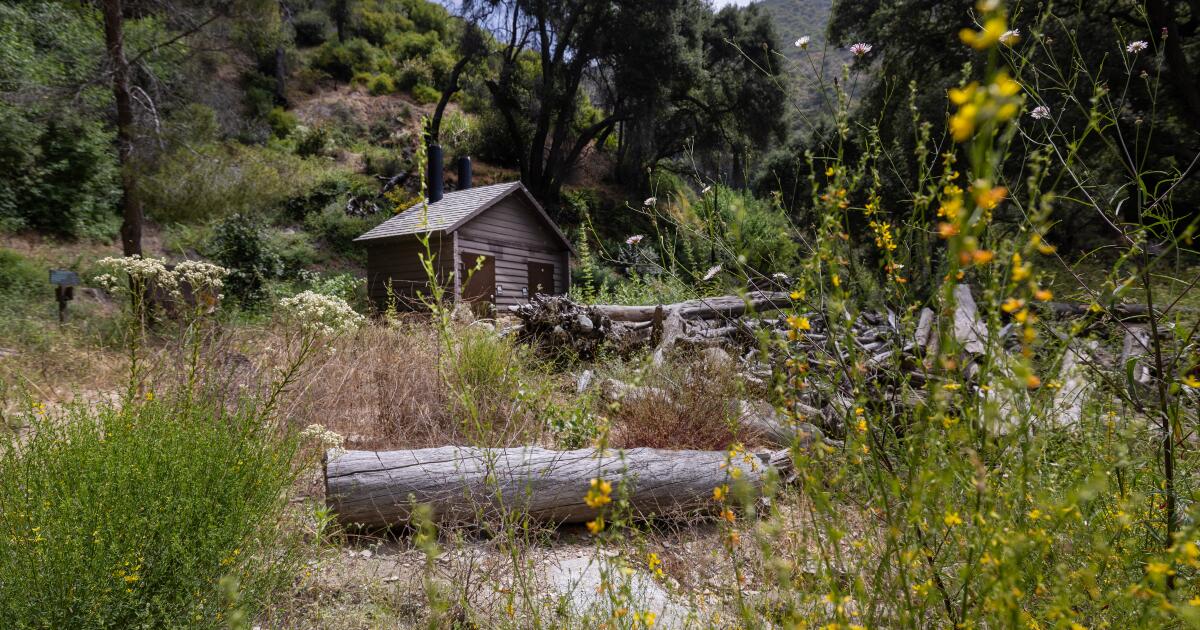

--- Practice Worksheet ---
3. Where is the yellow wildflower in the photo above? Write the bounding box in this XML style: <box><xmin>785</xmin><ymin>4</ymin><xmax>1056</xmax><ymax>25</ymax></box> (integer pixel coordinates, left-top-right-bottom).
<box><xmin>1001</xmin><ymin>297</ymin><xmax>1024</xmax><ymax>313</ymax></box>
<box><xmin>960</xmin><ymin>16</ymin><xmax>1008</xmax><ymax>50</ymax></box>
<box><xmin>944</xmin><ymin>512</ymin><xmax>963</xmax><ymax>527</ymax></box>
<box><xmin>585</xmin><ymin>478</ymin><xmax>613</xmax><ymax>508</ymax></box>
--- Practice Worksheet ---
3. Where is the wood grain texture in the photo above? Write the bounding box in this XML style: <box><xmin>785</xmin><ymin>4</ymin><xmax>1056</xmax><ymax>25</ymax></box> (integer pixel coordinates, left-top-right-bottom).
<box><xmin>325</xmin><ymin>446</ymin><xmax>790</xmax><ymax>528</ymax></box>
<box><xmin>596</xmin><ymin>292</ymin><xmax>791</xmax><ymax>322</ymax></box>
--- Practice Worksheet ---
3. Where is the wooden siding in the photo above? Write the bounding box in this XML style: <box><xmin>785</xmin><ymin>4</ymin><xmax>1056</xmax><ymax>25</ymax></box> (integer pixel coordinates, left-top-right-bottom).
<box><xmin>365</xmin><ymin>235</ymin><xmax>453</xmax><ymax>310</ymax></box>
<box><xmin>457</xmin><ymin>237</ymin><xmax>567</xmax><ymax>308</ymax></box>
<box><xmin>455</xmin><ymin>192</ymin><xmax>570</xmax><ymax>309</ymax></box>
<box><xmin>364</xmin><ymin>189</ymin><xmax>571</xmax><ymax>312</ymax></box>
<box><xmin>456</xmin><ymin>196</ymin><xmax>564</xmax><ymax>251</ymax></box>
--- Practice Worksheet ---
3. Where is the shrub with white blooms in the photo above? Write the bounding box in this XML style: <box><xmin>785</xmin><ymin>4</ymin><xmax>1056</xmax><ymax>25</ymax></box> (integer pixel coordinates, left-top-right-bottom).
<box><xmin>95</xmin><ymin>255</ymin><xmax>180</xmax><ymax>297</ymax></box>
<box><xmin>278</xmin><ymin>290</ymin><xmax>365</xmax><ymax>335</ymax></box>
<box><xmin>301</xmin><ymin>423</ymin><xmax>346</xmax><ymax>459</ymax></box>
<box><xmin>172</xmin><ymin>260</ymin><xmax>227</xmax><ymax>294</ymax></box>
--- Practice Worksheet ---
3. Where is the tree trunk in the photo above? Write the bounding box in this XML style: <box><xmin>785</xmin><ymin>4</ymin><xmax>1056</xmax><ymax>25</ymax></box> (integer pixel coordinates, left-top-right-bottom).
<box><xmin>333</xmin><ymin>0</ymin><xmax>348</xmax><ymax>43</ymax></box>
<box><xmin>273</xmin><ymin>45</ymin><xmax>287</xmax><ymax>106</ymax></box>
<box><xmin>428</xmin><ymin>55</ymin><xmax>473</xmax><ymax>145</ymax></box>
<box><xmin>594</xmin><ymin>292</ymin><xmax>791</xmax><ymax>322</ymax></box>
<box><xmin>325</xmin><ymin>446</ymin><xmax>791</xmax><ymax>529</ymax></box>
<box><xmin>103</xmin><ymin>0</ymin><xmax>143</xmax><ymax>257</ymax></box>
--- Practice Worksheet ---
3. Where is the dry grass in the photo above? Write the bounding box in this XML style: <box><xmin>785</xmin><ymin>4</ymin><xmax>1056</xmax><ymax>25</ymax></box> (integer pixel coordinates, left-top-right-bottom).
<box><xmin>281</xmin><ymin>322</ymin><xmax>552</xmax><ymax>451</ymax></box>
<box><xmin>607</xmin><ymin>352</ymin><xmax>749</xmax><ymax>451</ymax></box>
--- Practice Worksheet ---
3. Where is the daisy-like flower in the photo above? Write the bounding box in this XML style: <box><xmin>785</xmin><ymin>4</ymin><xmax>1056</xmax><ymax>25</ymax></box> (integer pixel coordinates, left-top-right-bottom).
<box><xmin>1000</xmin><ymin>29</ymin><xmax>1020</xmax><ymax>45</ymax></box>
<box><xmin>849</xmin><ymin>42</ymin><xmax>872</xmax><ymax>57</ymax></box>
<box><xmin>700</xmin><ymin>185</ymin><xmax>712</xmax><ymax>194</ymax></box>
<box><xmin>1126</xmin><ymin>40</ymin><xmax>1148</xmax><ymax>54</ymax></box>
<box><xmin>1030</xmin><ymin>105</ymin><xmax>1051</xmax><ymax>120</ymax></box>
<box><xmin>794</xmin><ymin>36</ymin><xmax>810</xmax><ymax>49</ymax></box>
<box><xmin>643</xmin><ymin>196</ymin><xmax>657</xmax><ymax>207</ymax></box>
<box><xmin>702</xmin><ymin>264</ymin><xmax>722</xmax><ymax>281</ymax></box>
<box><xmin>625</xmin><ymin>234</ymin><xmax>644</xmax><ymax>246</ymax></box>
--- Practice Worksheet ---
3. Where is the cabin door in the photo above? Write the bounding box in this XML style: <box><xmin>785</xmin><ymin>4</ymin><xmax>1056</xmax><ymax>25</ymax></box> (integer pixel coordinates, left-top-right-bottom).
<box><xmin>527</xmin><ymin>261</ymin><xmax>555</xmax><ymax>296</ymax></box>
<box><xmin>460</xmin><ymin>253</ymin><xmax>495</xmax><ymax>314</ymax></box>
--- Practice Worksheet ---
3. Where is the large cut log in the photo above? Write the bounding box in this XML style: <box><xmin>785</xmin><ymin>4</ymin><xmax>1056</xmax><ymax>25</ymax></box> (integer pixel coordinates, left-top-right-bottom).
<box><xmin>326</xmin><ymin>446</ymin><xmax>791</xmax><ymax>529</ymax></box>
<box><xmin>952</xmin><ymin>284</ymin><xmax>987</xmax><ymax>355</ymax></box>
<box><xmin>737</xmin><ymin>400</ymin><xmax>826</xmax><ymax>448</ymax></box>
<box><xmin>595</xmin><ymin>292</ymin><xmax>791</xmax><ymax>322</ymax></box>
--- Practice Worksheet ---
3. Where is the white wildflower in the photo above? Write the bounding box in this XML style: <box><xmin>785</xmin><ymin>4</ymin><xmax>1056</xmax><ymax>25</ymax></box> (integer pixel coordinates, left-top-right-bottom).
<box><xmin>794</xmin><ymin>36</ymin><xmax>810</xmax><ymax>49</ymax></box>
<box><xmin>702</xmin><ymin>264</ymin><xmax>722</xmax><ymax>281</ymax></box>
<box><xmin>772</xmin><ymin>272</ymin><xmax>789</xmax><ymax>280</ymax></box>
<box><xmin>701</xmin><ymin>185</ymin><xmax>713</xmax><ymax>194</ymax></box>
<box><xmin>93</xmin><ymin>274</ymin><xmax>120</xmax><ymax>292</ymax></box>
<box><xmin>96</xmin><ymin>254</ymin><xmax>179</xmax><ymax>297</ymax></box>
<box><xmin>279</xmin><ymin>290</ymin><xmax>365</xmax><ymax>335</ymax></box>
<box><xmin>173</xmin><ymin>260</ymin><xmax>227</xmax><ymax>292</ymax></box>
<box><xmin>1126</xmin><ymin>40</ymin><xmax>1148</xmax><ymax>54</ymax></box>
<box><xmin>849</xmin><ymin>42</ymin><xmax>873</xmax><ymax>57</ymax></box>
<box><xmin>301</xmin><ymin>423</ymin><xmax>346</xmax><ymax>459</ymax></box>
<box><xmin>1030</xmin><ymin>105</ymin><xmax>1051</xmax><ymax>120</ymax></box>
<box><xmin>1000</xmin><ymin>29</ymin><xmax>1020</xmax><ymax>45</ymax></box>
<box><xmin>625</xmin><ymin>234</ymin><xmax>645</xmax><ymax>246</ymax></box>
<box><xmin>643</xmin><ymin>196</ymin><xmax>657</xmax><ymax>207</ymax></box>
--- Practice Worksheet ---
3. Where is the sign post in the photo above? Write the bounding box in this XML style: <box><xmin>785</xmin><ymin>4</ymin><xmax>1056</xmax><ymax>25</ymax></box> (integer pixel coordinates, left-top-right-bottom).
<box><xmin>49</xmin><ymin>269</ymin><xmax>80</xmax><ymax>324</ymax></box>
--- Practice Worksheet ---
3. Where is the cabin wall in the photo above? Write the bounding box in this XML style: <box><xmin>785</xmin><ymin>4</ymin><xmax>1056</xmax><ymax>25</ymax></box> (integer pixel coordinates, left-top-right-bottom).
<box><xmin>455</xmin><ymin>195</ymin><xmax>570</xmax><ymax>309</ymax></box>
<box><xmin>365</xmin><ymin>235</ymin><xmax>453</xmax><ymax>311</ymax></box>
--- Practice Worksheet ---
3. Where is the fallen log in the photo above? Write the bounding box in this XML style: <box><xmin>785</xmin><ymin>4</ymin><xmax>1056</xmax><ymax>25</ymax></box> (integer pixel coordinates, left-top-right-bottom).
<box><xmin>595</xmin><ymin>292</ymin><xmax>791</xmax><ymax>323</ymax></box>
<box><xmin>737</xmin><ymin>400</ymin><xmax>826</xmax><ymax>448</ymax></box>
<box><xmin>326</xmin><ymin>446</ymin><xmax>791</xmax><ymax>529</ymax></box>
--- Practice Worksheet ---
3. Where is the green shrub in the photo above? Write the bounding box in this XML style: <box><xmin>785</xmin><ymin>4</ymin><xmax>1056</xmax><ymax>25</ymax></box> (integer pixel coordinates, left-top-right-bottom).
<box><xmin>280</xmin><ymin>172</ymin><xmax>363</xmax><ymax>222</ymax></box>
<box><xmin>311</xmin><ymin>38</ymin><xmax>378</xmax><ymax>82</ymax></box>
<box><xmin>210</xmin><ymin>214</ymin><xmax>284</xmax><ymax>305</ymax></box>
<box><xmin>410</xmin><ymin>83</ymin><xmax>440</xmax><ymax>105</ymax></box>
<box><xmin>294</xmin><ymin>125</ymin><xmax>331</xmax><ymax>158</ymax></box>
<box><xmin>394</xmin><ymin>57</ymin><xmax>434</xmax><ymax>91</ymax></box>
<box><xmin>140</xmin><ymin>143</ymin><xmax>320</xmax><ymax>224</ymax></box>
<box><xmin>270</xmin><ymin>230</ymin><xmax>323</xmax><ymax>274</ymax></box>
<box><xmin>361</xmin><ymin>146</ymin><xmax>408</xmax><ymax>178</ymax></box>
<box><xmin>385</xmin><ymin>30</ymin><xmax>440</xmax><ymax>60</ymax></box>
<box><xmin>0</xmin><ymin>106</ymin><xmax>119</xmax><ymax>240</ymax></box>
<box><xmin>0</xmin><ymin>396</ymin><xmax>302</xmax><ymax>628</ymax></box>
<box><xmin>240</xmin><ymin>71</ymin><xmax>279</xmax><ymax>124</ymax></box>
<box><xmin>266</xmin><ymin>107</ymin><xmax>298</xmax><ymax>138</ymax></box>
<box><xmin>367</xmin><ymin>73</ymin><xmax>396</xmax><ymax>95</ymax></box>
<box><xmin>354</xmin><ymin>2</ymin><xmax>415</xmax><ymax>45</ymax></box>
<box><xmin>0</xmin><ymin>249</ymin><xmax>42</xmax><ymax>299</ymax></box>
<box><xmin>292</xmin><ymin>10</ymin><xmax>331</xmax><ymax>47</ymax></box>
<box><xmin>401</xmin><ymin>0</ymin><xmax>451</xmax><ymax>37</ymax></box>
<box><xmin>304</xmin><ymin>206</ymin><xmax>386</xmax><ymax>260</ymax></box>
<box><xmin>440</xmin><ymin>111</ymin><xmax>479</xmax><ymax>159</ymax></box>
<box><xmin>305</xmin><ymin>271</ymin><xmax>366</xmax><ymax>306</ymax></box>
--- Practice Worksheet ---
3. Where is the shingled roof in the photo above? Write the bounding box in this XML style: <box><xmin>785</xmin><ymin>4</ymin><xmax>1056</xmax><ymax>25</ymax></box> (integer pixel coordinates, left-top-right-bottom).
<box><xmin>354</xmin><ymin>181</ymin><xmax>573</xmax><ymax>254</ymax></box>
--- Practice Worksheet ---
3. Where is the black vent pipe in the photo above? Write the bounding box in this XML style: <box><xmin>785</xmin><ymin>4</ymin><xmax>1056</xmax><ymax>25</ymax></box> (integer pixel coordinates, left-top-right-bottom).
<box><xmin>427</xmin><ymin>144</ymin><xmax>444</xmax><ymax>203</ymax></box>
<box><xmin>457</xmin><ymin>156</ymin><xmax>472</xmax><ymax>190</ymax></box>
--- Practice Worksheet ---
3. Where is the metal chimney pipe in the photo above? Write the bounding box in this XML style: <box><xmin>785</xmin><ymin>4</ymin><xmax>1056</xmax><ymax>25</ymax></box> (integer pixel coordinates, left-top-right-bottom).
<box><xmin>457</xmin><ymin>156</ymin><xmax>472</xmax><ymax>190</ymax></box>
<box><xmin>427</xmin><ymin>144</ymin><xmax>444</xmax><ymax>203</ymax></box>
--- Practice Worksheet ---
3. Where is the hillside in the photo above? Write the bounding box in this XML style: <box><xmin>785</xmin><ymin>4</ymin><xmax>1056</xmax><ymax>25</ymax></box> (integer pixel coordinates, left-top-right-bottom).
<box><xmin>757</xmin><ymin>0</ymin><xmax>847</xmax><ymax>116</ymax></box>
<box><xmin>758</xmin><ymin>0</ymin><xmax>835</xmax><ymax>51</ymax></box>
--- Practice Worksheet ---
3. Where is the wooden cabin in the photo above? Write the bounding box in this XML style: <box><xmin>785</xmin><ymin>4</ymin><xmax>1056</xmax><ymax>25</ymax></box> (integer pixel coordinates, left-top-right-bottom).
<box><xmin>355</xmin><ymin>180</ymin><xmax>575</xmax><ymax>312</ymax></box>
